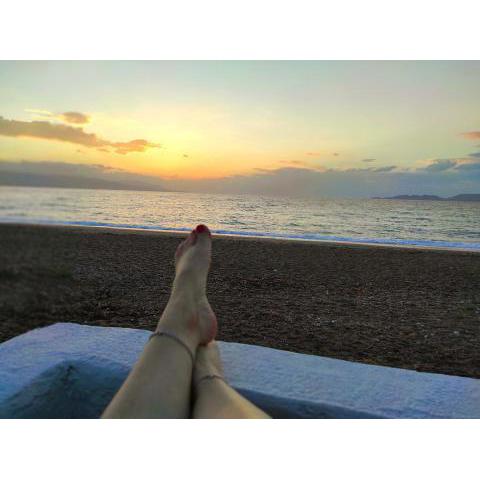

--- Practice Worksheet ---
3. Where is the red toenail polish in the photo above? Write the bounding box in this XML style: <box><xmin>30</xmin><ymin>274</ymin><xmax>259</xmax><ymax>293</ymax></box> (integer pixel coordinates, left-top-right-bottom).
<box><xmin>196</xmin><ymin>224</ymin><xmax>207</xmax><ymax>234</ymax></box>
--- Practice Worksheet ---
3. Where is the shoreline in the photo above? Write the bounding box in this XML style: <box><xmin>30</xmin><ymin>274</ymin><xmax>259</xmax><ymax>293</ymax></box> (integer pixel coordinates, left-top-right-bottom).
<box><xmin>1</xmin><ymin>223</ymin><xmax>479</xmax><ymax>379</ymax></box>
<box><xmin>1</xmin><ymin>220</ymin><xmax>479</xmax><ymax>254</ymax></box>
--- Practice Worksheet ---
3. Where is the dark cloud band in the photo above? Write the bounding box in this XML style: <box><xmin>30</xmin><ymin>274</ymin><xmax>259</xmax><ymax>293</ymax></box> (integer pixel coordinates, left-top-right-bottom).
<box><xmin>0</xmin><ymin>115</ymin><xmax>160</xmax><ymax>155</ymax></box>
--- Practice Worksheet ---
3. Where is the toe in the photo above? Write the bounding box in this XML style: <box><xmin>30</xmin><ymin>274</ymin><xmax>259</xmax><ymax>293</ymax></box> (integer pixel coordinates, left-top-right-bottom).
<box><xmin>195</xmin><ymin>224</ymin><xmax>210</xmax><ymax>236</ymax></box>
<box><xmin>184</xmin><ymin>229</ymin><xmax>197</xmax><ymax>247</ymax></box>
<box><xmin>194</xmin><ymin>224</ymin><xmax>211</xmax><ymax>249</ymax></box>
<box><xmin>175</xmin><ymin>240</ymin><xmax>188</xmax><ymax>261</ymax></box>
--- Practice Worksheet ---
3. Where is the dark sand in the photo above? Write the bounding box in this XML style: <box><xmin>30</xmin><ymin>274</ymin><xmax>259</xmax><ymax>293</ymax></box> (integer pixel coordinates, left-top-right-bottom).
<box><xmin>1</xmin><ymin>223</ymin><xmax>479</xmax><ymax>378</ymax></box>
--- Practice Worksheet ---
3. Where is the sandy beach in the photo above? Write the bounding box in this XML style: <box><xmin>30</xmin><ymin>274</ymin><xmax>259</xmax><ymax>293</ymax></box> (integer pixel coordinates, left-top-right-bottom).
<box><xmin>1</xmin><ymin>222</ymin><xmax>479</xmax><ymax>378</ymax></box>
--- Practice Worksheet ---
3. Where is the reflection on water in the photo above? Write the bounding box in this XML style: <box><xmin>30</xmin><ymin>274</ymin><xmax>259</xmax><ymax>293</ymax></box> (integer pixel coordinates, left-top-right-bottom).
<box><xmin>0</xmin><ymin>186</ymin><xmax>479</xmax><ymax>250</ymax></box>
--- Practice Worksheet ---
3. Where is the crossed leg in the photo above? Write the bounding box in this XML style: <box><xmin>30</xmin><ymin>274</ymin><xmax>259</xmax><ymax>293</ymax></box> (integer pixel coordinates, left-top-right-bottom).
<box><xmin>102</xmin><ymin>224</ymin><xmax>269</xmax><ymax>419</ymax></box>
<box><xmin>193</xmin><ymin>342</ymin><xmax>270</xmax><ymax>419</ymax></box>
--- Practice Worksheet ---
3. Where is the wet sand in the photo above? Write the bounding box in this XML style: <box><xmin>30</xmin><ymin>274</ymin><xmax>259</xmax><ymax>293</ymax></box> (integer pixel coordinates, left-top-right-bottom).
<box><xmin>1</xmin><ymin>223</ymin><xmax>479</xmax><ymax>378</ymax></box>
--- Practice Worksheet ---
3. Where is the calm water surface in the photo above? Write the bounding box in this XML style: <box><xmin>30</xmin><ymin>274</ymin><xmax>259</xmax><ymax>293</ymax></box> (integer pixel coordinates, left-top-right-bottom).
<box><xmin>0</xmin><ymin>186</ymin><xmax>479</xmax><ymax>250</ymax></box>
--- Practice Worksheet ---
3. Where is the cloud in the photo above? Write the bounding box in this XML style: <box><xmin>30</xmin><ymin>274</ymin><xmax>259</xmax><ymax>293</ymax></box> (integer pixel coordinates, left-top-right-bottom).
<box><xmin>162</xmin><ymin>157</ymin><xmax>480</xmax><ymax>197</ymax></box>
<box><xmin>3</xmin><ymin>158</ymin><xmax>480</xmax><ymax>198</ymax></box>
<box><xmin>423</xmin><ymin>159</ymin><xmax>457</xmax><ymax>172</ymax></box>
<box><xmin>454</xmin><ymin>160</ymin><xmax>480</xmax><ymax>172</ymax></box>
<box><xmin>0</xmin><ymin>115</ymin><xmax>161</xmax><ymax>155</ymax></box>
<box><xmin>280</xmin><ymin>160</ymin><xmax>309</xmax><ymax>166</ymax></box>
<box><xmin>26</xmin><ymin>109</ymin><xmax>90</xmax><ymax>124</ymax></box>
<box><xmin>362</xmin><ymin>158</ymin><xmax>376</xmax><ymax>163</ymax></box>
<box><xmin>0</xmin><ymin>160</ymin><xmax>165</xmax><ymax>191</ymax></box>
<box><xmin>422</xmin><ymin>155</ymin><xmax>480</xmax><ymax>173</ymax></box>
<box><xmin>111</xmin><ymin>139</ymin><xmax>161</xmax><ymax>155</ymax></box>
<box><xmin>461</xmin><ymin>131</ymin><xmax>480</xmax><ymax>140</ymax></box>
<box><xmin>0</xmin><ymin>116</ymin><xmax>105</xmax><ymax>147</ymax></box>
<box><xmin>59</xmin><ymin>111</ymin><xmax>90</xmax><ymax>124</ymax></box>
<box><xmin>305</xmin><ymin>151</ymin><xmax>340</xmax><ymax>158</ymax></box>
<box><xmin>372</xmin><ymin>165</ymin><xmax>396</xmax><ymax>173</ymax></box>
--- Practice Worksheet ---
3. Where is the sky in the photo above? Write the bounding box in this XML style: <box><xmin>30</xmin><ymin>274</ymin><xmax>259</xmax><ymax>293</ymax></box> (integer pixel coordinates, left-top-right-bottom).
<box><xmin>1</xmin><ymin>61</ymin><xmax>480</xmax><ymax>197</ymax></box>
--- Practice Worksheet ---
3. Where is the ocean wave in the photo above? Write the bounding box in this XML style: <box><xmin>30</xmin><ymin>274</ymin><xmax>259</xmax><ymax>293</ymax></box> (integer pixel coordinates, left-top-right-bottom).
<box><xmin>1</xmin><ymin>216</ymin><xmax>479</xmax><ymax>251</ymax></box>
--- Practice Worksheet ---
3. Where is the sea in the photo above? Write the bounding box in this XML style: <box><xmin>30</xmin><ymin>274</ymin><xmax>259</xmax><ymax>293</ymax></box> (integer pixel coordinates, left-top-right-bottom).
<box><xmin>0</xmin><ymin>186</ymin><xmax>479</xmax><ymax>250</ymax></box>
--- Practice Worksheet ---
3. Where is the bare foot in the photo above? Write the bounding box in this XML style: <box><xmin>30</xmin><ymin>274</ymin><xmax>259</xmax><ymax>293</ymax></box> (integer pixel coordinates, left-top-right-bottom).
<box><xmin>156</xmin><ymin>225</ymin><xmax>217</xmax><ymax>354</ymax></box>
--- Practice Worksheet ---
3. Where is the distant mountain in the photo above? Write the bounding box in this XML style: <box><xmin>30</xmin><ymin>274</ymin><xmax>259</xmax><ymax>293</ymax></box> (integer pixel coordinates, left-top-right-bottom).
<box><xmin>0</xmin><ymin>171</ymin><xmax>166</xmax><ymax>192</ymax></box>
<box><xmin>375</xmin><ymin>194</ymin><xmax>442</xmax><ymax>201</ymax></box>
<box><xmin>373</xmin><ymin>194</ymin><xmax>480</xmax><ymax>202</ymax></box>
<box><xmin>449</xmin><ymin>194</ymin><xmax>480</xmax><ymax>202</ymax></box>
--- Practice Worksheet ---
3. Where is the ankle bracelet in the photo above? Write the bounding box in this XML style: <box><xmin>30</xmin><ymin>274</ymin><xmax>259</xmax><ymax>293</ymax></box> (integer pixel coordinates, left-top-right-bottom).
<box><xmin>149</xmin><ymin>330</ymin><xmax>195</xmax><ymax>364</ymax></box>
<box><xmin>195</xmin><ymin>374</ymin><xmax>225</xmax><ymax>388</ymax></box>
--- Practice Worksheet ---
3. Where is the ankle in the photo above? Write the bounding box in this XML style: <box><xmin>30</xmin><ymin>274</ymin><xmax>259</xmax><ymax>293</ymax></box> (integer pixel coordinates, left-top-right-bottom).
<box><xmin>156</xmin><ymin>321</ymin><xmax>200</xmax><ymax>356</ymax></box>
<box><xmin>194</xmin><ymin>346</ymin><xmax>224</xmax><ymax>384</ymax></box>
<box><xmin>156</xmin><ymin>299</ymin><xmax>201</xmax><ymax>353</ymax></box>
